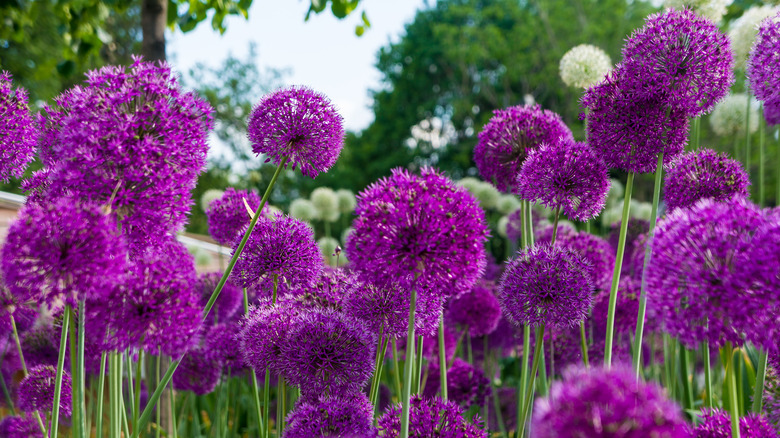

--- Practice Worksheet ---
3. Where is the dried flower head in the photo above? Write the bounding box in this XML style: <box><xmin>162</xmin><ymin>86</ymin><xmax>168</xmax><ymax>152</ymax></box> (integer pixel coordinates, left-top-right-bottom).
<box><xmin>559</xmin><ymin>44</ymin><xmax>612</xmax><ymax>89</ymax></box>
<box><xmin>0</xmin><ymin>72</ymin><xmax>36</xmax><ymax>182</ymax></box>
<box><xmin>664</xmin><ymin>148</ymin><xmax>750</xmax><ymax>212</ymax></box>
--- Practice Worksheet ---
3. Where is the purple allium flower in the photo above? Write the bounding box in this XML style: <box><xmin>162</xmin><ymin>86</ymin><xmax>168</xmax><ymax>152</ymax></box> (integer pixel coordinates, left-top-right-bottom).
<box><xmin>748</xmin><ymin>13</ymin><xmax>780</xmax><ymax>106</ymax></box>
<box><xmin>346</xmin><ymin>167</ymin><xmax>489</xmax><ymax>299</ymax></box>
<box><xmin>284</xmin><ymin>393</ymin><xmax>377</xmax><ymax>438</ymax></box>
<box><xmin>488</xmin><ymin>387</ymin><xmax>518</xmax><ymax>432</ymax></box>
<box><xmin>21</xmin><ymin>324</ymin><xmax>60</xmax><ymax>369</ymax></box>
<box><xmin>646</xmin><ymin>198</ymin><xmax>774</xmax><ymax>349</ymax></box>
<box><xmin>17</xmin><ymin>365</ymin><xmax>71</xmax><ymax>416</ymax></box>
<box><xmin>343</xmin><ymin>275</ymin><xmax>414</xmax><ymax>340</ymax></box>
<box><xmin>394</xmin><ymin>321</ymin><xmax>457</xmax><ymax>363</ymax></box>
<box><xmin>247</xmin><ymin>86</ymin><xmax>344</xmax><ymax>178</ymax></box>
<box><xmin>278</xmin><ymin>308</ymin><xmax>375</xmax><ymax>398</ymax></box>
<box><xmin>0</xmin><ymin>415</ymin><xmax>43</xmax><ymax>438</ymax></box>
<box><xmin>0</xmin><ymin>198</ymin><xmax>127</xmax><ymax>307</ymax></box>
<box><xmin>231</xmin><ymin>213</ymin><xmax>323</xmax><ymax>291</ymax></box>
<box><xmin>516</xmin><ymin>140</ymin><xmax>610</xmax><ymax>221</ymax></box>
<box><xmin>36</xmin><ymin>58</ymin><xmax>213</xmax><ymax>250</ymax></box>
<box><xmin>203</xmin><ymin>323</ymin><xmax>244</xmax><ymax>370</ymax></box>
<box><xmin>0</xmin><ymin>72</ymin><xmax>36</xmax><ymax>181</ymax></box>
<box><xmin>586</xmin><ymin>281</ymin><xmax>644</xmax><ymax>366</ymax></box>
<box><xmin>487</xmin><ymin>314</ymin><xmax>521</xmax><ymax>354</ymax></box>
<box><xmin>0</xmin><ymin>277</ymin><xmax>36</xmax><ymax>336</ymax></box>
<box><xmin>289</xmin><ymin>267</ymin><xmax>353</xmax><ymax>311</ymax></box>
<box><xmin>378</xmin><ymin>395</ymin><xmax>487</xmax><ymax>438</ymax></box>
<box><xmin>766</xmin><ymin>101</ymin><xmax>780</xmax><ymax>126</ymax></box>
<box><xmin>205</xmin><ymin>187</ymin><xmax>263</xmax><ymax>247</ymax></box>
<box><xmin>238</xmin><ymin>300</ymin><xmax>299</xmax><ymax>376</ymax></box>
<box><xmin>664</xmin><ymin>149</ymin><xmax>750</xmax><ymax>212</ymax></box>
<box><xmin>474</xmin><ymin>104</ymin><xmax>573</xmax><ymax>193</ymax></box>
<box><xmin>498</xmin><ymin>244</ymin><xmax>594</xmax><ymax>330</ymax></box>
<box><xmin>172</xmin><ymin>347</ymin><xmax>221</xmax><ymax>395</ymax></box>
<box><xmin>446</xmin><ymin>280</ymin><xmax>501</xmax><ymax>337</ymax></box>
<box><xmin>537</xmin><ymin>230</ymin><xmax>615</xmax><ymax>292</ymax></box>
<box><xmin>505</xmin><ymin>207</ymin><xmax>544</xmax><ymax>242</ymax></box>
<box><xmin>532</xmin><ymin>364</ymin><xmax>690</xmax><ymax>438</ymax></box>
<box><xmin>108</xmin><ymin>238</ymin><xmax>202</xmax><ymax>356</ymax></box>
<box><xmin>694</xmin><ymin>409</ymin><xmax>778</xmax><ymax>437</ymax></box>
<box><xmin>582</xmin><ymin>70</ymin><xmax>689</xmax><ymax>174</ymax></box>
<box><xmin>197</xmin><ymin>272</ymin><xmax>242</xmax><ymax>325</ymax></box>
<box><xmin>447</xmin><ymin>358</ymin><xmax>491</xmax><ymax>408</ymax></box>
<box><xmin>620</xmin><ymin>8</ymin><xmax>733</xmax><ymax>118</ymax></box>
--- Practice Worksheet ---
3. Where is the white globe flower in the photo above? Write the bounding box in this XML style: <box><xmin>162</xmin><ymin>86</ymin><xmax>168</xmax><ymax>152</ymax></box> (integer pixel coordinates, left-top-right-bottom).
<box><xmin>496</xmin><ymin>194</ymin><xmax>522</xmax><ymax>215</ymax></box>
<box><xmin>664</xmin><ymin>0</ymin><xmax>731</xmax><ymax>23</ymax></box>
<box><xmin>497</xmin><ymin>215</ymin><xmax>510</xmax><ymax>238</ymax></box>
<box><xmin>336</xmin><ymin>189</ymin><xmax>357</xmax><ymax>213</ymax></box>
<box><xmin>200</xmin><ymin>189</ymin><xmax>225</xmax><ymax>213</ymax></box>
<box><xmin>559</xmin><ymin>44</ymin><xmax>612</xmax><ymax>89</ymax></box>
<box><xmin>475</xmin><ymin>181</ymin><xmax>500</xmax><ymax>210</ymax></box>
<box><xmin>709</xmin><ymin>93</ymin><xmax>759</xmax><ymax>136</ymax></box>
<box><xmin>289</xmin><ymin>198</ymin><xmax>318</xmax><ymax>222</ymax></box>
<box><xmin>729</xmin><ymin>5</ymin><xmax>780</xmax><ymax>69</ymax></box>
<box><xmin>606</xmin><ymin>178</ymin><xmax>625</xmax><ymax>208</ymax></box>
<box><xmin>310</xmin><ymin>187</ymin><xmax>340</xmax><ymax>222</ymax></box>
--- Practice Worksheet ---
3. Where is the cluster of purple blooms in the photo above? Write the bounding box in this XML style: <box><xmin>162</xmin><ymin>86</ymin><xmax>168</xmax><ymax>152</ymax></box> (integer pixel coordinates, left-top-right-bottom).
<box><xmin>748</xmin><ymin>12</ymin><xmax>780</xmax><ymax>125</ymax></box>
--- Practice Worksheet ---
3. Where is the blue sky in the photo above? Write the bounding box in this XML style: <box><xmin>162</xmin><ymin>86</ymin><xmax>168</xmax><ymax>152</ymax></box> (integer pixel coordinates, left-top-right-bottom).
<box><xmin>168</xmin><ymin>0</ymin><xmax>430</xmax><ymax>132</ymax></box>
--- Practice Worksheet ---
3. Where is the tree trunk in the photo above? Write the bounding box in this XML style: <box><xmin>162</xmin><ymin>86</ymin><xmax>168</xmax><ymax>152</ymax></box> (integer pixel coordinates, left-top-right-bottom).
<box><xmin>141</xmin><ymin>0</ymin><xmax>167</xmax><ymax>61</ymax></box>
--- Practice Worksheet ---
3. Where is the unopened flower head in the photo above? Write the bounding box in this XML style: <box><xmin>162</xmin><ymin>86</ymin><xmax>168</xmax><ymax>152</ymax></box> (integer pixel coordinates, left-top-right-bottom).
<box><xmin>559</xmin><ymin>44</ymin><xmax>612</xmax><ymax>89</ymax></box>
<box><xmin>474</xmin><ymin>104</ymin><xmax>573</xmax><ymax>192</ymax></box>
<box><xmin>247</xmin><ymin>86</ymin><xmax>344</xmax><ymax>178</ymax></box>
<box><xmin>0</xmin><ymin>71</ymin><xmax>36</xmax><ymax>182</ymax></box>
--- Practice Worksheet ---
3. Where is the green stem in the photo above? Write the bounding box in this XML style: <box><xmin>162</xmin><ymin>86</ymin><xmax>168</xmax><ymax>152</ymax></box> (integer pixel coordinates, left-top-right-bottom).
<box><xmin>371</xmin><ymin>337</ymin><xmax>389</xmax><ymax>411</ymax></box>
<box><xmin>745</xmin><ymin>88</ymin><xmax>752</xmax><ymax>181</ymax></box>
<box><xmin>579</xmin><ymin>321</ymin><xmax>589</xmax><ymax>367</ymax></box>
<box><xmin>276</xmin><ymin>377</ymin><xmax>286</xmax><ymax>438</ymax></box>
<box><xmin>155</xmin><ymin>355</ymin><xmax>161</xmax><ymax>438</ymax></box>
<box><xmin>10</xmin><ymin>314</ymin><xmax>28</xmax><ymax>374</ymax></box>
<box><xmin>633</xmin><ymin>154</ymin><xmax>663</xmax><ymax>377</ymax></box>
<box><xmin>392</xmin><ymin>340</ymin><xmax>402</xmax><ymax>398</ymax></box>
<box><xmin>67</xmin><ymin>307</ymin><xmax>81</xmax><ymax>438</ymax></box>
<box><xmin>170</xmin><ymin>377</ymin><xmax>178</xmax><ymax>438</ymax></box>
<box><xmin>604</xmin><ymin>172</ymin><xmax>635</xmax><ymax>367</ymax></box>
<box><xmin>517</xmin><ymin>326</ymin><xmax>530</xmax><ymax>438</ymax></box>
<box><xmin>95</xmin><ymin>352</ymin><xmax>106</xmax><ymax>436</ymax></box>
<box><xmin>550</xmin><ymin>207</ymin><xmax>561</xmax><ymax>245</ymax></box>
<box><xmin>399</xmin><ymin>287</ymin><xmax>418</xmax><ymax>438</ymax></box>
<box><xmin>490</xmin><ymin>350</ymin><xmax>507</xmax><ymax>438</ymax></box>
<box><xmin>76</xmin><ymin>301</ymin><xmax>86</xmax><ymax>438</ymax></box>
<box><xmin>758</xmin><ymin>105</ymin><xmax>765</xmax><ymax>206</ymax></box>
<box><xmin>125</xmin><ymin>353</ymin><xmax>136</xmax><ymax>430</ymax></box>
<box><xmin>0</xmin><ymin>361</ymin><xmax>14</xmax><ymax>416</ymax></box>
<box><xmin>680</xmin><ymin>345</ymin><xmax>694</xmax><ymax>419</ymax></box>
<box><xmin>50</xmin><ymin>307</ymin><xmax>71</xmax><ymax>437</ymax></box>
<box><xmin>133</xmin><ymin>157</ymin><xmax>289</xmax><ymax>438</ymax></box>
<box><xmin>482</xmin><ymin>335</ymin><xmax>490</xmax><ymax>432</ymax></box>
<box><xmin>703</xmin><ymin>343</ymin><xmax>713</xmax><ymax>410</ymax></box>
<box><xmin>438</xmin><ymin>317</ymin><xmax>448</xmax><ymax>401</ymax></box>
<box><xmin>243</xmin><ymin>286</ymin><xmax>264</xmax><ymax>435</ymax></box>
<box><xmin>693</xmin><ymin>116</ymin><xmax>701</xmax><ymax>150</ymax></box>
<box><xmin>726</xmin><ymin>344</ymin><xmax>741</xmax><ymax>438</ymax></box>
<box><xmin>262</xmin><ymin>369</ymin><xmax>271</xmax><ymax>438</ymax></box>
<box><xmin>466</xmin><ymin>329</ymin><xmax>473</xmax><ymax>365</ymax></box>
<box><xmin>414</xmin><ymin>334</ymin><xmax>424</xmax><ymax>394</ymax></box>
<box><xmin>518</xmin><ymin>326</ymin><xmax>546</xmax><ymax>438</ymax></box>
<box><xmin>369</xmin><ymin>325</ymin><xmax>386</xmax><ymax>406</ymax></box>
<box><xmin>133</xmin><ymin>350</ymin><xmax>144</xmax><ymax>431</ymax></box>
<box><xmin>752</xmin><ymin>350</ymin><xmax>768</xmax><ymax>413</ymax></box>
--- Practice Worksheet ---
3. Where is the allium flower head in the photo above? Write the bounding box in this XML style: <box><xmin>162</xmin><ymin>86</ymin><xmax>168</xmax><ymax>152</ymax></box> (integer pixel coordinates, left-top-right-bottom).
<box><xmin>446</xmin><ymin>280</ymin><xmax>501</xmax><ymax>337</ymax></box>
<box><xmin>730</xmin><ymin>5</ymin><xmax>780</xmax><ymax>70</ymax></box>
<box><xmin>538</xmin><ymin>230</ymin><xmax>615</xmax><ymax>292</ymax></box>
<box><xmin>664</xmin><ymin>0</ymin><xmax>730</xmax><ymax>22</ymax></box>
<box><xmin>172</xmin><ymin>347</ymin><xmax>221</xmax><ymax>395</ymax></box>
<box><xmin>346</xmin><ymin>167</ymin><xmax>488</xmax><ymax>299</ymax></box>
<box><xmin>21</xmin><ymin>324</ymin><xmax>60</xmax><ymax>369</ymax></box>
<box><xmin>747</xmin><ymin>12</ymin><xmax>780</xmax><ymax>111</ymax></box>
<box><xmin>559</xmin><ymin>44</ymin><xmax>612</xmax><ymax>89</ymax></box>
<box><xmin>288</xmin><ymin>198</ymin><xmax>318</xmax><ymax>222</ymax></box>
<box><xmin>766</xmin><ymin>101</ymin><xmax>780</xmax><ymax>126</ymax></box>
<box><xmin>709</xmin><ymin>93</ymin><xmax>760</xmax><ymax>136</ymax></box>
<box><xmin>336</xmin><ymin>188</ymin><xmax>357</xmax><ymax>213</ymax></box>
<box><xmin>232</xmin><ymin>213</ymin><xmax>323</xmax><ymax>290</ymax></box>
<box><xmin>664</xmin><ymin>148</ymin><xmax>750</xmax><ymax>212</ymax></box>
<box><xmin>532</xmin><ymin>365</ymin><xmax>690</xmax><ymax>438</ymax></box>
<box><xmin>248</xmin><ymin>86</ymin><xmax>344</xmax><ymax>178</ymax></box>
<box><xmin>447</xmin><ymin>358</ymin><xmax>491</xmax><ymax>408</ymax></box>
<box><xmin>0</xmin><ymin>71</ymin><xmax>36</xmax><ymax>182</ymax></box>
<box><xmin>238</xmin><ymin>300</ymin><xmax>298</xmax><ymax>376</ymax></box>
<box><xmin>310</xmin><ymin>187</ymin><xmax>340</xmax><ymax>222</ymax></box>
<box><xmin>1</xmin><ymin>198</ymin><xmax>127</xmax><ymax>307</ymax></box>
<box><xmin>0</xmin><ymin>415</ymin><xmax>44</xmax><ymax>438</ymax></box>
<box><xmin>496</xmin><ymin>194</ymin><xmax>522</xmax><ymax>215</ymax></box>
<box><xmin>17</xmin><ymin>365</ymin><xmax>72</xmax><ymax>416</ymax></box>
<box><xmin>278</xmin><ymin>308</ymin><xmax>375</xmax><ymax>398</ymax></box>
<box><xmin>206</xmin><ymin>187</ymin><xmax>262</xmax><ymax>247</ymax></box>
<box><xmin>620</xmin><ymin>8</ymin><xmax>733</xmax><ymax>118</ymax></box>
<box><xmin>343</xmin><ymin>276</ymin><xmax>414</xmax><ymax>340</ymax></box>
<box><xmin>694</xmin><ymin>409</ymin><xmax>778</xmax><ymax>437</ymax></box>
<box><xmin>0</xmin><ymin>277</ymin><xmax>36</xmax><ymax>335</ymax></box>
<box><xmin>285</xmin><ymin>394</ymin><xmax>377</xmax><ymax>438</ymax></box>
<box><xmin>474</xmin><ymin>104</ymin><xmax>573</xmax><ymax>192</ymax></box>
<box><xmin>203</xmin><ymin>323</ymin><xmax>244</xmax><ymax>370</ymax></box>
<box><xmin>197</xmin><ymin>272</ymin><xmax>242</xmax><ymax>325</ymax></box>
<box><xmin>498</xmin><ymin>244</ymin><xmax>594</xmax><ymax>330</ymax></box>
<box><xmin>36</xmin><ymin>57</ymin><xmax>213</xmax><ymax>249</ymax></box>
<box><xmin>646</xmin><ymin>198</ymin><xmax>775</xmax><ymax>349</ymax></box>
<box><xmin>516</xmin><ymin>139</ymin><xmax>610</xmax><ymax>221</ymax></box>
<box><xmin>378</xmin><ymin>395</ymin><xmax>487</xmax><ymax>438</ymax></box>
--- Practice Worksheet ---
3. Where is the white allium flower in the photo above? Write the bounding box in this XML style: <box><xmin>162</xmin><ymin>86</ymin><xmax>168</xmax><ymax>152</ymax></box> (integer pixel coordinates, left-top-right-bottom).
<box><xmin>631</xmin><ymin>202</ymin><xmax>653</xmax><ymax>221</ymax></box>
<box><xmin>496</xmin><ymin>194</ymin><xmax>522</xmax><ymax>215</ymax></box>
<box><xmin>201</xmin><ymin>189</ymin><xmax>225</xmax><ymax>213</ymax></box>
<box><xmin>559</xmin><ymin>44</ymin><xmax>613</xmax><ymax>89</ymax></box>
<box><xmin>335</xmin><ymin>189</ymin><xmax>357</xmax><ymax>213</ymax></box>
<box><xmin>289</xmin><ymin>198</ymin><xmax>318</xmax><ymax>222</ymax></box>
<box><xmin>497</xmin><ymin>215</ymin><xmax>509</xmax><ymax>238</ymax></box>
<box><xmin>709</xmin><ymin>93</ymin><xmax>760</xmax><ymax>136</ymax></box>
<box><xmin>318</xmin><ymin>237</ymin><xmax>342</xmax><ymax>266</ymax></box>
<box><xmin>475</xmin><ymin>181</ymin><xmax>500</xmax><ymax>210</ymax></box>
<box><xmin>310</xmin><ymin>187</ymin><xmax>340</xmax><ymax>222</ymax></box>
<box><xmin>606</xmin><ymin>178</ymin><xmax>625</xmax><ymax>208</ymax></box>
<box><xmin>457</xmin><ymin>177</ymin><xmax>482</xmax><ymax>194</ymax></box>
<box><xmin>341</xmin><ymin>227</ymin><xmax>353</xmax><ymax>245</ymax></box>
<box><xmin>730</xmin><ymin>5</ymin><xmax>780</xmax><ymax>69</ymax></box>
<box><xmin>664</xmin><ymin>0</ymin><xmax>732</xmax><ymax>23</ymax></box>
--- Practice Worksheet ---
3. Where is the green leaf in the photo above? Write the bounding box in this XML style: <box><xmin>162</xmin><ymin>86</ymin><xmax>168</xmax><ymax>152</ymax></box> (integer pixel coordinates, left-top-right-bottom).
<box><xmin>361</xmin><ymin>10</ymin><xmax>370</xmax><ymax>27</ymax></box>
<box><xmin>355</xmin><ymin>24</ymin><xmax>364</xmax><ymax>36</ymax></box>
<box><xmin>310</xmin><ymin>0</ymin><xmax>327</xmax><ymax>13</ymax></box>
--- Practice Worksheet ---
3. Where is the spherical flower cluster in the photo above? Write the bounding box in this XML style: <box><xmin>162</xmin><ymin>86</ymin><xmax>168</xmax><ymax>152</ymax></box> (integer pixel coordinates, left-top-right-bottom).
<box><xmin>620</xmin><ymin>8</ymin><xmax>733</xmax><ymax>118</ymax></box>
<box><xmin>336</xmin><ymin>188</ymin><xmax>357</xmax><ymax>213</ymax></box>
<box><xmin>748</xmin><ymin>11</ymin><xmax>780</xmax><ymax>126</ymax></box>
<box><xmin>205</xmin><ymin>187</ymin><xmax>262</xmax><ymax>247</ymax></box>
<box><xmin>498</xmin><ymin>244</ymin><xmax>594</xmax><ymax>330</ymax></box>
<box><xmin>346</xmin><ymin>167</ymin><xmax>489</xmax><ymax>299</ymax></box>
<box><xmin>559</xmin><ymin>44</ymin><xmax>612</xmax><ymax>89</ymax></box>
<box><xmin>694</xmin><ymin>409</ymin><xmax>778</xmax><ymax>437</ymax></box>
<box><xmin>709</xmin><ymin>93</ymin><xmax>760</xmax><ymax>136</ymax></box>
<box><xmin>172</xmin><ymin>348</ymin><xmax>222</xmax><ymax>395</ymax></box>
<box><xmin>516</xmin><ymin>139</ymin><xmax>610</xmax><ymax>221</ymax></box>
<box><xmin>0</xmin><ymin>416</ymin><xmax>43</xmax><ymax>438</ymax></box>
<box><xmin>239</xmin><ymin>300</ymin><xmax>297</xmax><ymax>376</ymax></box>
<box><xmin>664</xmin><ymin>0</ymin><xmax>730</xmax><ymax>23</ymax></box>
<box><xmin>446</xmin><ymin>280</ymin><xmax>501</xmax><ymax>337</ymax></box>
<box><xmin>533</xmin><ymin>365</ymin><xmax>690</xmax><ymax>437</ymax></box>
<box><xmin>203</xmin><ymin>323</ymin><xmax>244</xmax><ymax>370</ymax></box>
<box><xmin>664</xmin><ymin>149</ymin><xmax>750</xmax><ymax>212</ymax></box>
<box><xmin>0</xmin><ymin>72</ymin><xmax>36</xmax><ymax>181</ymax></box>
<box><xmin>21</xmin><ymin>325</ymin><xmax>59</xmax><ymax>369</ymax></box>
<box><xmin>538</xmin><ymin>230</ymin><xmax>615</xmax><ymax>292</ymax></box>
<box><xmin>343</xmin><ymin>276</ymin><xmax>413</xmax><ymax>340</ymax></box>
<box><xmin>288</xmin><ymin>198</ymin><xmax>318</xmax><ymax>222</ymax></box>
<box><xmin>378</xmin><ymin>395</ymin><xmax>487</xmax><ymax>438</ymax></box>
<box><xmin>278</xmin><ymin>308</ymin><xmax>375</xmax><ymax>398</ymax></box>
<box><xmin>197</xmin><ymin>272</ymin><xmax>243</xmax><ymax>325</ymax></box>
<box><xmin>447</xmin><ymin>358</ymin><xmax>491</xmax><ymax>408</ymax></box>
<box><xmin>0</xmin><ymin>278</ymin><xmax>36</xmax><ymax>335</ymax></box>
<box><xmin>1</xmin><ymin>198</ymin><xmax>127</xmax><ymax>307</ymax></box>
<box><xmin>285</xmin><ymin>394</ymin><xmax>376</xmax><ymax>438</ymax></box>
<box><xmin>36</xmin><ymin>58</ymin><xmax>213</xmax><ymax>249</ymax></box>
<box><xmin>232</xmin><ymin>213</ymin><xmax>322</xmax><ymax>291</ymax></box>
<box><xmin>646</xmin><ymin>198</ymin><xmax>776</xmax><ymax>349</ymax></box>
<box><xmin>496</xmin><ymin>194</ymin><xmax>522</xmax><ymax>215</ymax></box>
<box><xmin>310</xmin><ymin>187</ymin><xmax>340</xmax><ymax>222</ymax></box>
<box><xmin>247</xmin><ymin>86</ymin><xmax>344</xmax><ymax>178</ymax></box>
<box><xmin>474</xmin><ymin>105</ymin><xmax>573</xmax><ymax>192</ymax></box>
<box><xmin>17</xmin><ymin>365</ymin><xmax>72</xmax><ymax>416</ymax></box>
<box><xmin>730</xmin><ymin>5</ymin><xmax>780</xmax><ymax>70</ymax></box>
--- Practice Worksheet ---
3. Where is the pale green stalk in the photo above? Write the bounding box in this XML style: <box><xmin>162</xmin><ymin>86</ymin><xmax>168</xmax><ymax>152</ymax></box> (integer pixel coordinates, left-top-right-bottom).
<box><xmin>680</xmin><ymin>346</ymin><xmax>694</xmax><ymax>419</ymax></box>
<box><xmin>703</xmin><ymin>343</ymin><xmax>713</xmax><ymax>410</ymax></box>
<box><xmin>399</xmin><ymin>287</ymin><xmax>418</xmax><ymax>438</ymax></box>
<box><xmin>414</xmin><ymin>334</ymin><xmax>424</xmax><ymax>394</ymax></box>
<box><xmin>392</xmin><ymin>340</ymin><xmax>402</xmax><ymax>397</ymax></box>
<box><xmin>579</xmin><ymin>322</ymin><xmax>589</xmax><ymax>367</ymax></box>
<box><xmin>76</xmin><ymin>301</ymin><xmax>86</xmax><ymax>438</ymax></box>
<box><xmin>758</xmin><ymin>106</ymin><xmax>765</xmax><ymax>205</ymax></box>
<box><xmin>50</xmin><ymin>307</ymin><xmax>71</xmax><ymax>437</ymax></box>
<box><xmin>518</xmin><ymin>327</ymin><xmax>545</xmax><ymax>438</ymax></box>
<box><xmin>243</xmin><ymin>287</ymin><xmax>264</xmax><ymax>435</ymax></box>
<box><xmin>369</xmin><ymin>325</ymin><xmax>386</xmax><ymax>406</ymax></box>
<box><xmin>96</xmin><ymin>352</ymin><xmax>107</xmax><ymax>436</ymax></box>
<box><xmin>438</xmin><ymin>317</ymin><xmax>448</xmax><ymax>401</ymax></box>
<box><xmin>753</xmin><ymin>350</ymin><xmax>768</xmax><ymax>413</ymax></box>
<box><xmin>170</xmin><ymin>378</ymin><xmax>178</xmax><ymax>438</ymax></box>
<box><xmin>726</xmin><ymin>344</ymin><xmax>741</xmax><ymax>438</ymax></box>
